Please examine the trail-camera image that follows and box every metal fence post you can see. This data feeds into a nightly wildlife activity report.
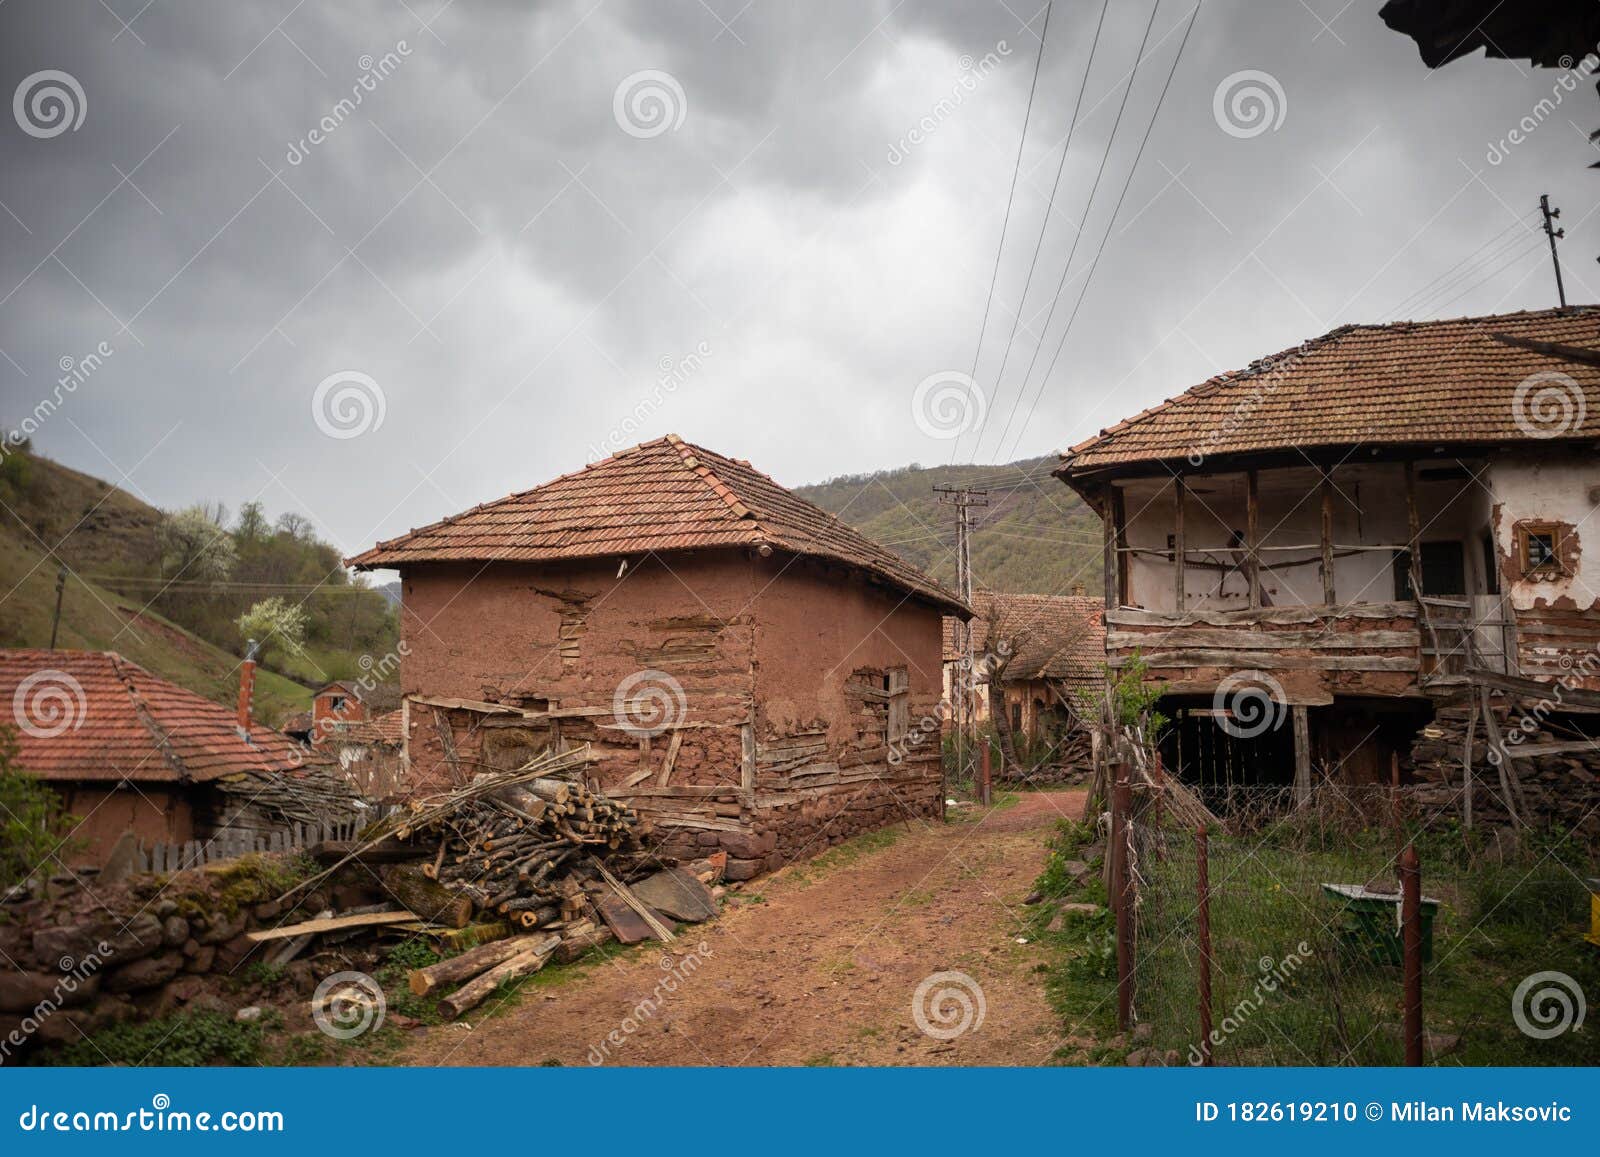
[1112,764,1134,1032]
[979,740,992,806]
[1196,824,1213,1066]
[1401,843,1424,1066]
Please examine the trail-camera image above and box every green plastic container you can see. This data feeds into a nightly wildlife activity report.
[1320,883,1439,966]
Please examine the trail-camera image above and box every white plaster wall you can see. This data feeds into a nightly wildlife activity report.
[1487,447,1600,611]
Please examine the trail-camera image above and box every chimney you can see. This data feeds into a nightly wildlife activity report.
[237,638,258,732]
[1072,583,1085,596]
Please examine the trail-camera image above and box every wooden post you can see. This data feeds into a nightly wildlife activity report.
[1112,767,1134,1031]
[1400,844,1424,1066]
[979,739,992,807]
[1245,470,1261,608]
[1292,704,1311,805]
[1319,471,1336,606]
[1196,826,1213,1066]
[1404,460,1424,600]
[1173,475,1186,610]
[1102,488,1119,610]
[1461,694,1477,831]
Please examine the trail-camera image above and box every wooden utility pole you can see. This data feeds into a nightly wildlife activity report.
[936,486,988,786]
[48,565,67,649]
[1540,194,1566,307]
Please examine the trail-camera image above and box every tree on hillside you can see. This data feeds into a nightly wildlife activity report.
[234,500,270,543]
[237,596,309,664]
[158,504,236,582]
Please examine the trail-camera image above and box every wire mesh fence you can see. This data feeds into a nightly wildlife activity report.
[1123,784,1599,1066]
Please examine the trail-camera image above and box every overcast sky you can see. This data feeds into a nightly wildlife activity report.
[1,0,1595,569]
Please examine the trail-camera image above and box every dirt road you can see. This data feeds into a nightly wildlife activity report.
[397,790,1085,1066]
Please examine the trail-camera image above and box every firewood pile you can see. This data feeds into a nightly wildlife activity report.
[279,744,724,1019]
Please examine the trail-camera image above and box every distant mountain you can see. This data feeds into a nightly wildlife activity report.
[793,456,1103,597]
[377,580,401,607]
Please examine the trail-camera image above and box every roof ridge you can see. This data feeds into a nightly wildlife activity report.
[109,653,192,783]
[664,434,762,529]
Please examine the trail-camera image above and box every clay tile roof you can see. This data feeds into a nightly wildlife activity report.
[0,650,319,784]
[1058,307,1600,476]
[348,434,969,615]
[331,709,404,747]
[943,593,1105,685]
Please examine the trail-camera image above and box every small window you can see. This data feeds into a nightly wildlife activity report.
[1516,523,1568,578]
[330,695,347,711]
[1010,702,1022,732]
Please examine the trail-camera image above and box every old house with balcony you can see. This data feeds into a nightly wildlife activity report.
[1056,307,1600,832]
[348,435,968,878]
[942,591,1105,735]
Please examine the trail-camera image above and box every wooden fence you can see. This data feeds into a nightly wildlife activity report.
[135,807,396,874]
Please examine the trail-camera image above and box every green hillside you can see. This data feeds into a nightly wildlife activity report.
[794,456,1103,596]
[0,449,396,726]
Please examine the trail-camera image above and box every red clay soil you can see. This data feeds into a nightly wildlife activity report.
[396,790,1086,1067]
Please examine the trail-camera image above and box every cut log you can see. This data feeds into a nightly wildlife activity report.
[409,933,553,997]
[438,934,560,1019]
[379,865,474,929]
[554,924,615,964]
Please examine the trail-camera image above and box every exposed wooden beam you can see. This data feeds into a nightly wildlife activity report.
[1245,469,1261,609]
[1320,470,1336,605]
[1173,475,1186,610]
[1293,704,1311,805]
[1403,460,1424,600]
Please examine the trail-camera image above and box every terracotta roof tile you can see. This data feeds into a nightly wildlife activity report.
[0,650,321,784]
[1058,307,1600,475]
[349,435,968,614]
[944,593,1105,684]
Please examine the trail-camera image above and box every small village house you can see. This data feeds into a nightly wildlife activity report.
[1055,307,1600,829]
[348,434,969,877]
[0,649,362,864]
[942,591,1105,750]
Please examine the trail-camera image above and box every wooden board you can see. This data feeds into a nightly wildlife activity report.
[594,893,663,945]
[246,909,416,942]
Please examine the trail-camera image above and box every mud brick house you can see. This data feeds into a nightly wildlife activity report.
[942,591,1105,741]
[348,434,968,875]
[1056,308,1600,832]
[0,650,361,863]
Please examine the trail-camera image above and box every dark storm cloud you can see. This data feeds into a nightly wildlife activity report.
[0,0,1593,563]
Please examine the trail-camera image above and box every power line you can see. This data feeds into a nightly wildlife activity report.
[957,0,1055,463]
[977,0,1113,461]
[1382,213,1535,319]
[1427,238,1548,316]
[1000,0,1204,464]
[1405,234,1545,318]
[985,0,1167,462]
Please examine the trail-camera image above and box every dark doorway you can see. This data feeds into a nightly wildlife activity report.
[1394,540,1466,598]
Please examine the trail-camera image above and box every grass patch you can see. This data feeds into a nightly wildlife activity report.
[41,1010,271,1067]
[787,828,901,884]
